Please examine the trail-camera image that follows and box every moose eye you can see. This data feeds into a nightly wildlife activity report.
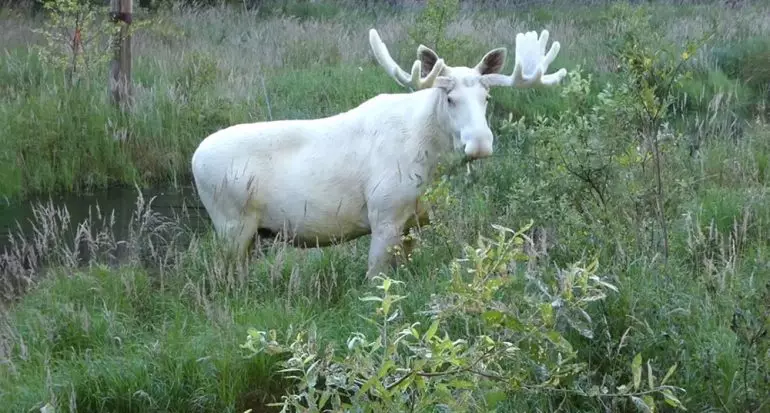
[447,96,455,105]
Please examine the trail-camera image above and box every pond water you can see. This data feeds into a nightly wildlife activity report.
[0,185,212,254]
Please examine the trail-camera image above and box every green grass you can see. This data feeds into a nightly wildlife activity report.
[0,200,460,411]
[1,0,768,204]
[2,0,770,412]
[1,265,323,412]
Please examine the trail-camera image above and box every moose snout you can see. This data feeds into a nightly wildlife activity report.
[462,128,494,160]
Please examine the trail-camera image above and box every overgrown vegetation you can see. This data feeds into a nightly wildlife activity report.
[1,0,770,412]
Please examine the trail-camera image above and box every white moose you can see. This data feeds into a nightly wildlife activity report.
[191,28,568,279]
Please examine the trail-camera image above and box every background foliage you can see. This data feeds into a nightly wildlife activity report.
[1,0,769,412]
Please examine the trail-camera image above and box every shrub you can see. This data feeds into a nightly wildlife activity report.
[241,223,685,412]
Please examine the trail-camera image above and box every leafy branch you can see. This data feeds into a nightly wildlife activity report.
[240,223,686,412]
[611,5,715,261]
[32,0,117,87]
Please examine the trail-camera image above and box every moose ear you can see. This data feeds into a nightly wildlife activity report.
[417,45,441,77]
[475,47,507,75]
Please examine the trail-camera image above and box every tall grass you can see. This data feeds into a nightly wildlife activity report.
[2,0,770,412]
[1,0,769,203]
[3,120,770,410]
[0,191,374,411]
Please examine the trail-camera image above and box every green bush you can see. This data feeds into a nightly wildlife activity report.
[242,224,684,413]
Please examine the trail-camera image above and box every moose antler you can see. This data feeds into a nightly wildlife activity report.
[483,30,567,88]
[368,29,445,91]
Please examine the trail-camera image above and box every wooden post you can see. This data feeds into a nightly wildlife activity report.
[110,0,133,110]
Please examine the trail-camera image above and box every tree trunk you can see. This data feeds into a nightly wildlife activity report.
[109,0,133,111]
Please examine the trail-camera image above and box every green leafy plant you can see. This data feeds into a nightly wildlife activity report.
[607,3,714,260]
[491,5,713,264]
[406,0,478,64]
[408,0,459,54]
[492,66,641,263]
[32,0,116,86]
[240,222,685,412]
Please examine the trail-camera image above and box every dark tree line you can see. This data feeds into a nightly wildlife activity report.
[0,0,746,17]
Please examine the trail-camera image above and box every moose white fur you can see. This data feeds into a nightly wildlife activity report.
[191,28,568,279]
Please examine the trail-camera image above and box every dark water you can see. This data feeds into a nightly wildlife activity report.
[0,185,211,254]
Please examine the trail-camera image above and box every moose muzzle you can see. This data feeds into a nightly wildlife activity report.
[462,128,494,160]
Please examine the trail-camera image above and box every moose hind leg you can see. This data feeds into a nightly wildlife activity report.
[218,216,260,278]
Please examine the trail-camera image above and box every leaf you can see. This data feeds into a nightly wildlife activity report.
[647,359,655,390]
[318,391,331,411]
[662,389,686,410]
[503,315,526,332]
[358,315,379,326]
[387,309,400,322]
[632,353,643,391]
[540,303,555,326]
[382,277,392,292]
[423,320,440,342]
[643,395,656,413]
[589,275,619,292]
[448,379,475,389]
[377,359,396,379]
[586,256,599,273]
[545,331,573,353]
[358,375,379,396]
[490,223,516,234]
[661,363,677,385]
[40,404,56,413]
[484,390,507,409]
[482,310,504,325]
[564,306,594,339]
[630,396,653,413]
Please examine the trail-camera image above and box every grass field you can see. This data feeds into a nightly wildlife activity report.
[2,0,770,412]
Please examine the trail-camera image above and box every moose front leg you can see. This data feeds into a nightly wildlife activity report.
[366,221,405,281]
[366,198,431,280]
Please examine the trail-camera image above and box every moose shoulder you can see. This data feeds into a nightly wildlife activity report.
[191,28,568,280]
